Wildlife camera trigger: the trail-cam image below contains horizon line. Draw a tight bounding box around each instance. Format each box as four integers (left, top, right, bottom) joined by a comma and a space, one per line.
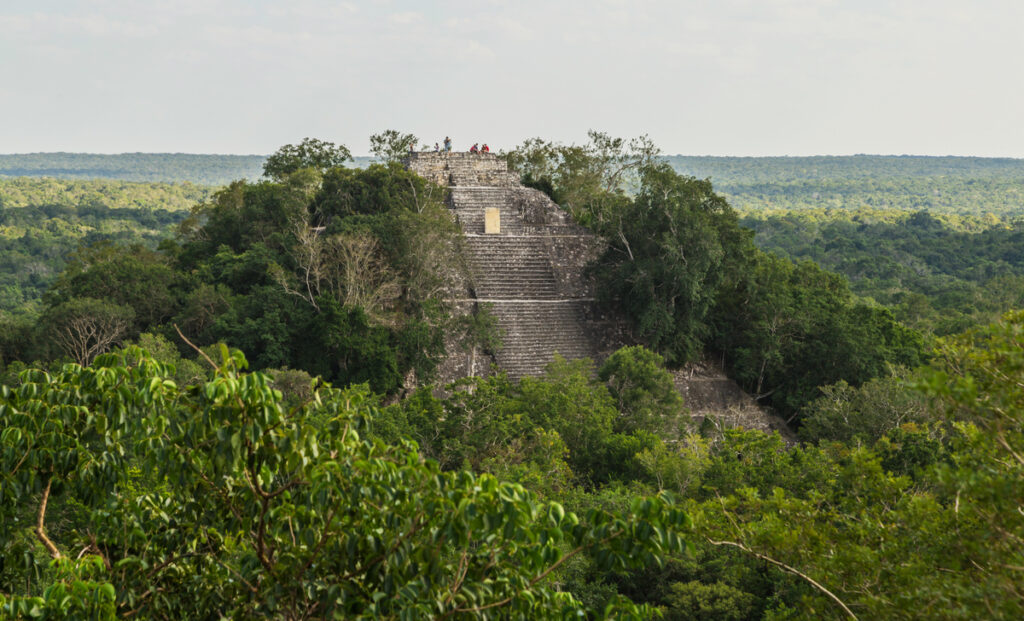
2, 151, 1024, 161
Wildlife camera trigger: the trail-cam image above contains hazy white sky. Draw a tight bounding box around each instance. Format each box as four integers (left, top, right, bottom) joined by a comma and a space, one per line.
2, 0, 1022, 156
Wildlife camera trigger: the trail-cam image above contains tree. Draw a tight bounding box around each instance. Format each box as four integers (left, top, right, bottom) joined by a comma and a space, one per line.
712, 252, 925, 418
43, 297, 135, 365
635, 434, 710, 497
598, 346, 686, 436
385, 205, 464, 304
0, 345, 689, 619
799, 370, 931, 445
517, 356, 621, 480
44, 241, 180, 333
662, 580, 757, 621
262, 138, 351, 180
504, 131, 659, 225
272, 228, 400, 318
313, 163, 445, 220
590, 163, 747, 365
168, 153, 459, 394
918, 310, 1024, 612
682, 315, 1024, 619
369, 129, 419, 163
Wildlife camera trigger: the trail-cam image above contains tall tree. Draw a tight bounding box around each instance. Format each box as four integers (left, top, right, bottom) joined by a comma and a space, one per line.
43, 297, 135, 365
262, 137, 351, 180
504, 131, 659, 225
590, 163, 747, 365
369, 129, 419, 163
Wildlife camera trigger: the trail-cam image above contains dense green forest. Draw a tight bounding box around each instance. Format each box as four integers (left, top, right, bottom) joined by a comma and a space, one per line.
0, 153, 379, 185
742, 209, 1024, 336
2, 136, 1024, 618
0, 153, 267, 186
0, 178, 200, 321
668, 154, 1024, 182
0, 177, 210, 211
669, 155, 1024, 218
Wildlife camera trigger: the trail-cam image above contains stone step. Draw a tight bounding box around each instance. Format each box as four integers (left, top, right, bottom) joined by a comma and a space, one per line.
485, 301, 600, 377
470, 271, 555, 282
467, 249, 552, 258
466, 245, 552, 254
470, 274, 553, 280
468, 259, 553, 271
473, 286, 559, 297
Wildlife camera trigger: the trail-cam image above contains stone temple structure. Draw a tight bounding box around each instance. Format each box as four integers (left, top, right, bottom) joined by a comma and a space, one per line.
406, 151, 793, 438
407, 151, 621, 380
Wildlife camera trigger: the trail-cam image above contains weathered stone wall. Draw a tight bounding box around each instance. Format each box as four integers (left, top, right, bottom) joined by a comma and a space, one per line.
432, 300, 498, 383
672, 361, 797, 443
406, 152, 520, 188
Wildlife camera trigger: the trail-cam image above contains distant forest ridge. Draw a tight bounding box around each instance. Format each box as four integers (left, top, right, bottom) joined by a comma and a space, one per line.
2, 152, 1023, 217
0, 153, 373, 185
2, 152, 1023, 184
666, 154, 1024, 182
0, 152, 268, 185
665, 155, 1024, 217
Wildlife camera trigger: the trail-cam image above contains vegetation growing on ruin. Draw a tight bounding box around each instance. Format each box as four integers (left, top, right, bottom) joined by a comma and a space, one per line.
505, 134, 924, 418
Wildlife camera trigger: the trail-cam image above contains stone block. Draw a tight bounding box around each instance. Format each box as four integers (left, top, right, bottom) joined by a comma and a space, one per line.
484, 208, 500, 234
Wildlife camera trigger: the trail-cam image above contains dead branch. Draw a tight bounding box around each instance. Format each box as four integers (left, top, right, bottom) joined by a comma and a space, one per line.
706, 538, 857, 620
174, 324, 218, 370
36, 474, 61, 559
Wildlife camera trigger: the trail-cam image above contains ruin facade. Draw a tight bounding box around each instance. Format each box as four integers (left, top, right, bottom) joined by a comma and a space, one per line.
407, 151, 791, 437
407, 151, 623, 380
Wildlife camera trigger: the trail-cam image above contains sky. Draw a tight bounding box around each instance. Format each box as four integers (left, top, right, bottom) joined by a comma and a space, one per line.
2, 0, 1023, 157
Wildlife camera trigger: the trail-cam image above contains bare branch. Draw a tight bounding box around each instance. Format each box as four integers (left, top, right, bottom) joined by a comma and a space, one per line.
706, 539, 858, 620
174, 324, 218, 370
36, 474, 61, 559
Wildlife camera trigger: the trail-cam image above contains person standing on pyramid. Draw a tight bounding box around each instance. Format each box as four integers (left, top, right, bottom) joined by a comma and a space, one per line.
444, 136, 452, 152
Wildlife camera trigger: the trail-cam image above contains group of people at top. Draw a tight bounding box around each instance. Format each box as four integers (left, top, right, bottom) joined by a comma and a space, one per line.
430, 137, 489, 154
432, 137, 453, 153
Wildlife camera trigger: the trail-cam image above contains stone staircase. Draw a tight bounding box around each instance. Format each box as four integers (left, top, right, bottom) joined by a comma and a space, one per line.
485, 300, 597, 378
463, 236, 559, 298
406, 152, 602, 380
450, 188, 523, 234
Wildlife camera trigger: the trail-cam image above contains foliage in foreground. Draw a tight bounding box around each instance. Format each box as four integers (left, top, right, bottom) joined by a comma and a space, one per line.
369, 313, 1024, 619
0, 346, 688, 619
687, 311, 1024, 619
